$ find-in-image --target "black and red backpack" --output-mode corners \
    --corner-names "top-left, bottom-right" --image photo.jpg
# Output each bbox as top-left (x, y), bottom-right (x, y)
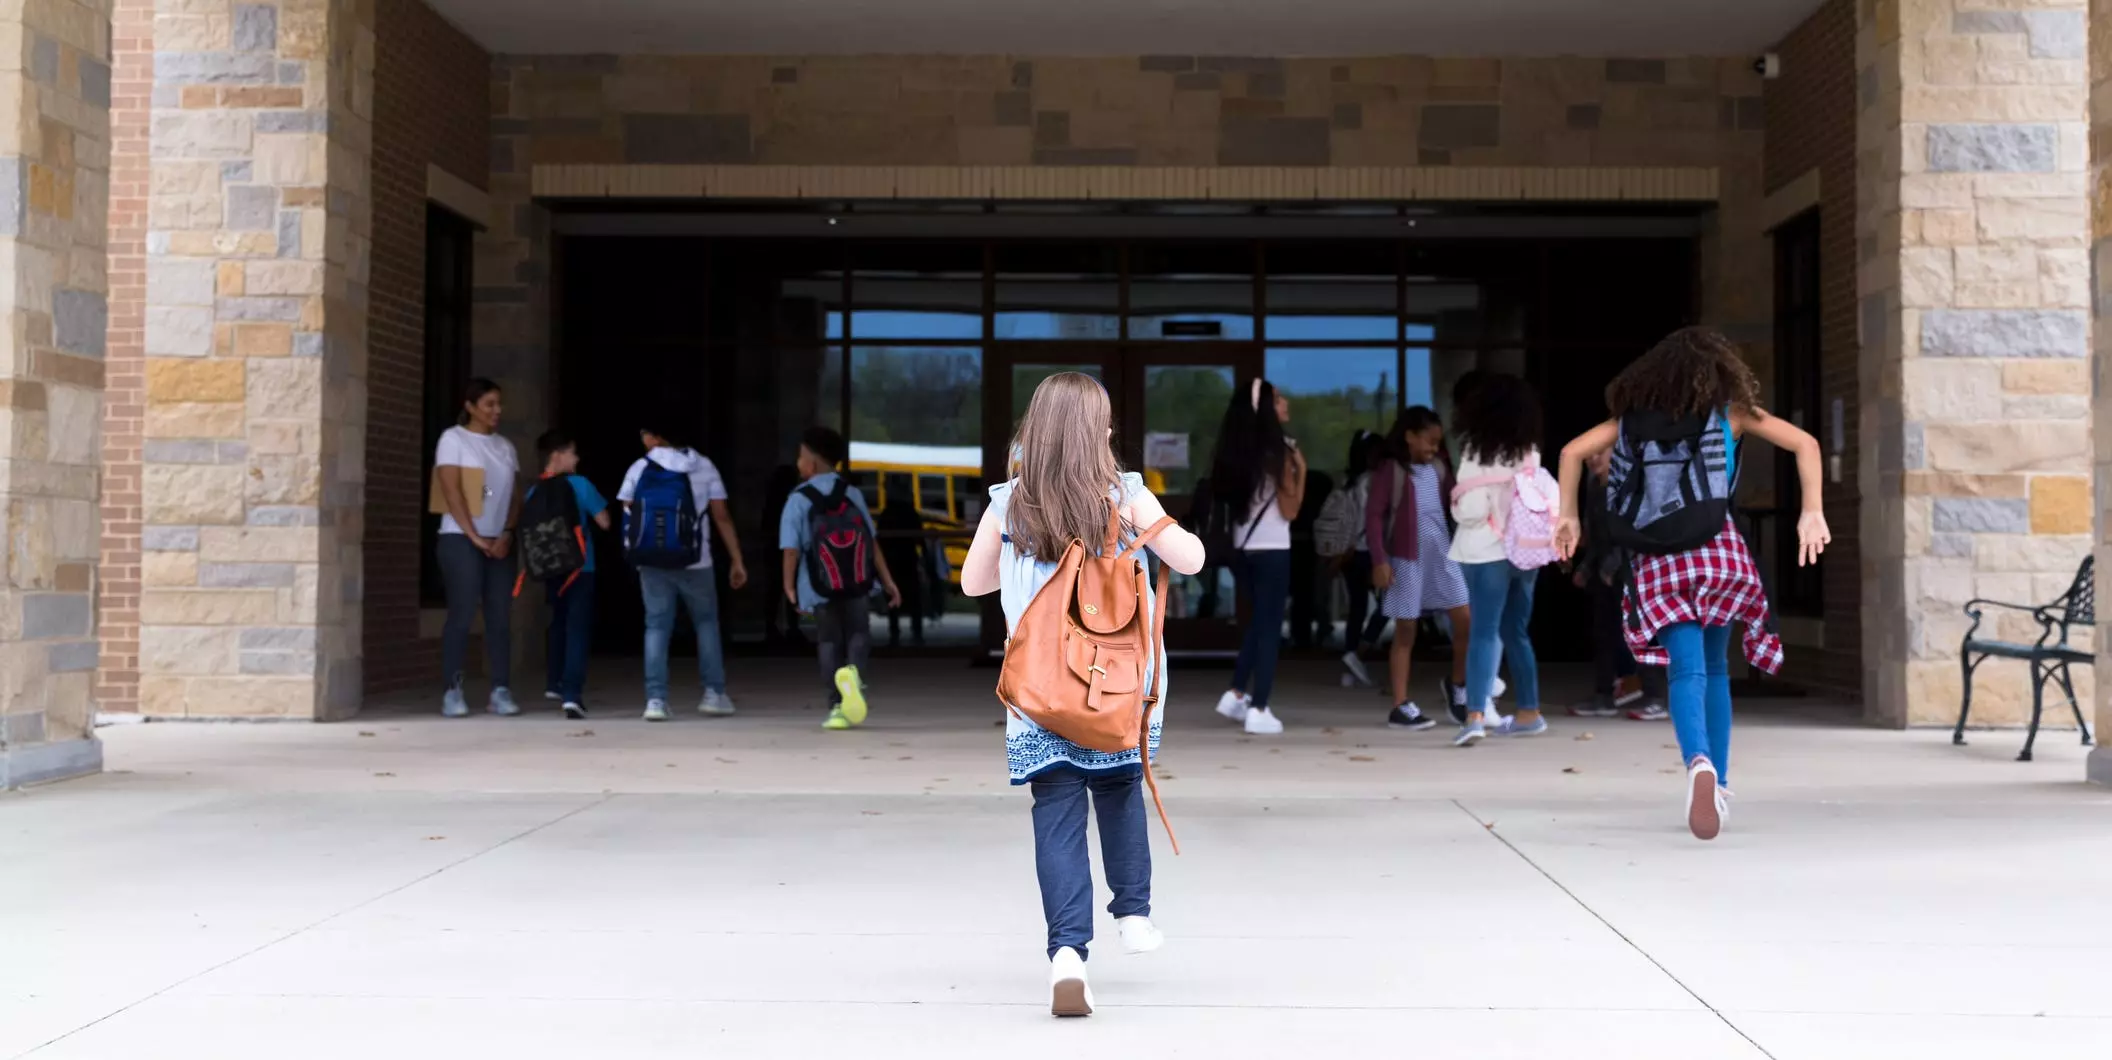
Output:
top-left (798, 480), bottom-right (876, 600)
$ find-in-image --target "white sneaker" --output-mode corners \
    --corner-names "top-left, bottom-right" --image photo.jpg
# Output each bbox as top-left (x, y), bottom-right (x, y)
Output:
top-left (1117, 915), bottom-right (1164, 954)
top-left (1243, 707), bottom-right (1284, 735)
top-left (1340, 651), bottom-right (1373, 688)
top-left (1686, 758), bottom-right (1721, 841)
top-left (1492, 676), bottom-right (1508, 700)
top-left (1049, 947), bottom-right (1093, 1017)
top-left (699, 690), bottom-right (736, 717)
top-left (561, 701), bottom-right (587, 720)
top-left (542, 691), bottom-right (562, 702)
top-left (643, 699), bottom-right (669, 722)
top-left (1215, 690), bottom-right (1250, 723)
top-left (1716, 786), bottom-right (1734, 829)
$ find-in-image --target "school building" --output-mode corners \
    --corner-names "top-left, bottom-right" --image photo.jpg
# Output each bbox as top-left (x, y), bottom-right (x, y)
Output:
top-left (1, 0), bottom-right (2109, 786)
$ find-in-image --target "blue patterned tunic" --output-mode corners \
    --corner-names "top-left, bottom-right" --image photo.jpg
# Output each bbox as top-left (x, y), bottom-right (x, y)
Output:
top-left (988, 473), bottom-right (1167, 784)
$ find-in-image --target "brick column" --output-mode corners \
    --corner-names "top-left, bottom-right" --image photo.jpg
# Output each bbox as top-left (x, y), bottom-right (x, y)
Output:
top-left (1858, 0), bottom-right (2093, 729)
top-left (0, 0), bottom-right (112, 786)
top-left (98, 0), bottom-right (151, 718)
top-left (137, 0), bottom-right (372, 719)
top-left (2092, 0), bottom-right (2112, 784)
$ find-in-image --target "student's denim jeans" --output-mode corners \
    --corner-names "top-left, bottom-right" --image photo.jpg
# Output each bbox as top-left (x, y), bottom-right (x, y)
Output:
top-left (1231, 549), bottom-right (1292, 708)
top-left (1461, 560), bottom-right (1541, 713)
top-left (543, 572), bottom-right (595, 703)
top-left (438, 533), bottom-right (513, 691)
top-left (1661, 622), bottom-right (1734, 782)
top-left (640, 567), bottom-right (726, 701)
top-left (1030, 765), bottom-right (1151, 960)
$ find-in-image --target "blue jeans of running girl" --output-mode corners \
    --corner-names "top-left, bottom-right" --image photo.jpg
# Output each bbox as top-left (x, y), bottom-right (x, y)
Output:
top-left (1030, 765), bottom-right (1150, 960)
top-left (1461, 560), bottom-right (1540, 715)
top-left (1231, 549), bottom-right (1292, 708)
top-left (1660, 622), bottom-right (1733, 782)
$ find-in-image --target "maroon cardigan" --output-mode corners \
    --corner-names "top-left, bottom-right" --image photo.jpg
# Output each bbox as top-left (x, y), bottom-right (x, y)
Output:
top-left (1364, 456), bottom-right (1456, 564)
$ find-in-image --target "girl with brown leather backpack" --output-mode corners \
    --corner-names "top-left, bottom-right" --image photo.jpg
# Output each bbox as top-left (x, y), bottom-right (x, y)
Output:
top-left (961, 372), bottom-right (1205, 1018)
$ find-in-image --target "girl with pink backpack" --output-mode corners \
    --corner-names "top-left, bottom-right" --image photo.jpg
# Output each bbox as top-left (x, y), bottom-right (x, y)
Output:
top-left (1447, 375), bottom-right (1552, 747)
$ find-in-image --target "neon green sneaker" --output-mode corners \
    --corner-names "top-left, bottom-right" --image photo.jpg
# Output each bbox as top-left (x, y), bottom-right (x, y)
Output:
top-left (834, 666), bottom-right (868, 726)
top-left (822, 706), bottom-right (851, 731)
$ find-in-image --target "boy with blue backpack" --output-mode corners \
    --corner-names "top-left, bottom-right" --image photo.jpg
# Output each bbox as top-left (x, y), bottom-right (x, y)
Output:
top-left (618, 424), bottom-right (750, 722)
top-left (779, 426), bottom-right (902, 731)
top-left (518, 430), bottom-right (612, 720)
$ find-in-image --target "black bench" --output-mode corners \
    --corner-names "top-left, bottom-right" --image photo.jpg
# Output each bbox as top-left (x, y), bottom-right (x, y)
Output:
top-left (1954, 556), bottom-right (2096, 762)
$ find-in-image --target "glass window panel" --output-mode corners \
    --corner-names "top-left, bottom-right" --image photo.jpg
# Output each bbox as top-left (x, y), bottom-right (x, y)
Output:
top-left (794, 346), bottom-right (843, 435)
top-left (1265, 348), bottom-right (1400, 481)
top-left (849, 347), bottom-right (982, 447)
top-left (1130, 244), bottom-right (1253, 341)
top-left (850, 243), bottom-right (983, 341)
top-left (1265, 243), bottom-right (1396, 342)
top-left (1404, 284), bottom-right (1483, 345)
top-left (1010, 363), bottom-right (1106, 429)
top-left (1140, 363), bottom-right (1235, 497)
top-left (995, 244), bottom-right (1119, 341)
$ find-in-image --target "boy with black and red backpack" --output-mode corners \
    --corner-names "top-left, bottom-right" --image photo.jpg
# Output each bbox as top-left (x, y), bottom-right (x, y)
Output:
top-left (778, 426), bottom-right (902, 731)
top-left (520, 430), bottom-right (612, 720)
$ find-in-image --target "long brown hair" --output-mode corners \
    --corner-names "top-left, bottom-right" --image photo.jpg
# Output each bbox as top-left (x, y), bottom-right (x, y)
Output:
top-left (1605, 325), bottom-right (1761, 419)
top-left (1006, 372), bottom-right (1125, 559)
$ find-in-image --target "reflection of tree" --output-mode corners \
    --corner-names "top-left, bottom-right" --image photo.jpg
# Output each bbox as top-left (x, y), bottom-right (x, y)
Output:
top-left (1288, 380), bottom-right (1399, 476)
top-left (1141, 368), bottom-right (1235, 493)
top-left (850, 348), bottom-right (982, 445)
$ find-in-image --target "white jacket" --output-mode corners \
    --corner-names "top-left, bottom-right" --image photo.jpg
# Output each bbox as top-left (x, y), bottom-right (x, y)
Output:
top-left (1448, 446), bottom-right (1539, 565)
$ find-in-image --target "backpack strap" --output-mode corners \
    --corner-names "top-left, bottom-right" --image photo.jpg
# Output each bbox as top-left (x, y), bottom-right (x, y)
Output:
top-left (796, 483), bottom-right (826, 506)
top-left (1113, 515), bottom-right (1177, 565)
top-left (1136, 558), bottom-right (1179, 855)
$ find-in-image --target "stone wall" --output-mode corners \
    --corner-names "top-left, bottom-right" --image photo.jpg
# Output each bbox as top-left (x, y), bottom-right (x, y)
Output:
top-left (362, 0), bottom-right (487, 697)
top-left (2093, 0), bottom-right (2112, 783)
top-left (134, 0), bottom-right (373, 719)
top-left (1859, 0), bottom-right (2094, 728)
top-left (0, 0), bottom-right (112, 785)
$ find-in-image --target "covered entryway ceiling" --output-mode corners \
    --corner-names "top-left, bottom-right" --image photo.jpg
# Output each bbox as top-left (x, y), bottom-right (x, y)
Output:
top-left (425, 0), bottom-right (1829, 57)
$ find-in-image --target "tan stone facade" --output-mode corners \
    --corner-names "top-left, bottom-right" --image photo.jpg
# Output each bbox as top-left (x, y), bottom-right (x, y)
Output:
top-left (129, 0), bottom-right (372, 719)
top-left (0, 0), bottom-right (112, 785)
top-left (2093, 0), bottom-right (2112, 785)
top-left (1858, 0), bottom-right (2094, 728)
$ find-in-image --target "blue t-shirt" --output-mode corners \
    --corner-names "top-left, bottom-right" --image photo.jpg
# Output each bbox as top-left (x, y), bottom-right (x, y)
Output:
top-left (778, 471), bottom-right (876, 611)
top-left (525, 474), bottom-right (609, 572)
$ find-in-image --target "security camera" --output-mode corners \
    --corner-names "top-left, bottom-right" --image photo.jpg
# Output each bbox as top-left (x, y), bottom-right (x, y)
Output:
top-left (1755, 53), bottom-right (1781, 79)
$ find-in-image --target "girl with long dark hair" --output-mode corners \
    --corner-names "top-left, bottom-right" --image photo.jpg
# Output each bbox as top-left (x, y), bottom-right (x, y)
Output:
top-left (1447, 374), bottom-right (1545, 747)
top-left (1209, 378), bottom-right (1307, 735)
top-left (1365, 407), bottom-right (1475, 730)
top-left (1555, 327), bottom-right (1829, 839)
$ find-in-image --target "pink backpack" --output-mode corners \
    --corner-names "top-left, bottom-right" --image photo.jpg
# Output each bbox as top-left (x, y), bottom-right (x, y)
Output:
top-left (1451, 455), bottom-right (1561, 571)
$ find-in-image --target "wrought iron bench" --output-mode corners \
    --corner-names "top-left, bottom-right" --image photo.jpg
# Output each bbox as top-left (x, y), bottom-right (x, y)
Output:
top-left (1953, 556), bottom-right (2096, 762)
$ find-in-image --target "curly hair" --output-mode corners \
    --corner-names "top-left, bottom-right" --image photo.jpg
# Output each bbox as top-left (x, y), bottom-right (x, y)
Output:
top-left (1605, 326), bottom-right (1761, 419)
top-left (1451, 374), bottom-right (1541, 466)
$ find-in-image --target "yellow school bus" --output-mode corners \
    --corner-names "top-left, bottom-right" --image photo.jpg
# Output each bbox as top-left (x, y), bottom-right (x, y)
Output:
top-left (846, 442), bottom-right (981, 585)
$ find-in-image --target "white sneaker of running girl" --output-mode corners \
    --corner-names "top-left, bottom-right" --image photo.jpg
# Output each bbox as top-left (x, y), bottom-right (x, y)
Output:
top-left (1243, 707), bottom-right (1285, 735)
top-left (1340, 651), bottom-right (1373, 688)
top-left (1686, 758), bottom-right (1722, 841)
top-left (1215, 690), bottom-right (1251, 723)
top-left (1117, 915), bottom-right (1164, 954)
top-left (1049, 947), bottom-right (1094, 1017)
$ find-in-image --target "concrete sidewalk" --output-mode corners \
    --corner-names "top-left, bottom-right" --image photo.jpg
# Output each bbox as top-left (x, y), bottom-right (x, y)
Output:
top-left (4, 662), bottom-right (2107, 1059)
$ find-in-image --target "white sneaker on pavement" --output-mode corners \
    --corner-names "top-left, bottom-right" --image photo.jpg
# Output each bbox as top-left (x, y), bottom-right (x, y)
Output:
top-left (643, 699), bottom-right (669, 723)
top-left (1117, 915), bottom-right (1164, 954)
top-left (1686, 758), bottom-right (1721, 840)
top-left (1215, 690), bottom-right (1250, 723)
top-left (1243, 707), bottom-right (1284, 735)
top-left (1049, 947), bottom-right (1093, 1017)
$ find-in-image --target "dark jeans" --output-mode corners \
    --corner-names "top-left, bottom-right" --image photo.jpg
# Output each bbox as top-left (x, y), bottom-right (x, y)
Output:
top-left (1589, 576), bottom-right (1636, 696)
top-left (544, 571), bottom-right (596, 703)
top-left (883, 547), bottom-right (925, 646)
top-left (814, 595), bottom-right (870, 704)
top-left (1231, 549), bottom-right (1292, 709)
top-left (1342, 551), bottom-right (1385, 650)
top-left (438, 533), bottom-right (514, 691)
top-left (1030, 765), bottom-right (1151, 960)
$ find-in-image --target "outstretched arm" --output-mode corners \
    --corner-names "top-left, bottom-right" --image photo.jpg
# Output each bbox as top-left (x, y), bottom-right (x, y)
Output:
top-left (1735, 406), bottom-right (1831, 566)
top-left (1553, 421), bottom-right (1619, 560)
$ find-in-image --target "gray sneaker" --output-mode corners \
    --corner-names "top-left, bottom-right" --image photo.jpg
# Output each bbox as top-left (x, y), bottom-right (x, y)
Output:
top-left (1452, 721), bottom-right (1487, 748)
top-left (488, 687), bottom-right (521, 716)
top-left (441, 688), bottom-right (468, 718)
top-left (699, 690), bottom-right (737, 717)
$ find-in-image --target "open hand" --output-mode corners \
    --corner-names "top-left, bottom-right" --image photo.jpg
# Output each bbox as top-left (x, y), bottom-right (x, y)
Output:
top-left (884, 580), bottom-right (904, 610)
top-left (1551, 515), bottom-right (1581, 561)
top-left (1796, 510), bottom-right (1832, 567)
top-left (728, 562), bottom-right (749, 591)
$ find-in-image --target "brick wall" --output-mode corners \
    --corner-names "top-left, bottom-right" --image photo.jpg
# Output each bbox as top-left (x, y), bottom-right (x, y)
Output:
top-left (1764, 0), bottom-right (1862, 698)
top-left (363, 0), bottom-right (490, 697)
top-left (98, 0), bottom-right (151, 717)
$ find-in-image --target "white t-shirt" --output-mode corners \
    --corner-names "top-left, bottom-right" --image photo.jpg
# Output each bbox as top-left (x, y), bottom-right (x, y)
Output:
top-left (1234, 484), bottom-right (1293, 551)
top-left (434, 426), bottom-right (519, 539)
top-left (1449, 445), bottom-right (1538, 565)
top-left (618, 447), bottom-right (729, 571)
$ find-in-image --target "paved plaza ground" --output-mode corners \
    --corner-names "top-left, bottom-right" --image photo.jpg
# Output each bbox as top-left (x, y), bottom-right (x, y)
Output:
top-left (5, 661), bottom-right (2108, 1058)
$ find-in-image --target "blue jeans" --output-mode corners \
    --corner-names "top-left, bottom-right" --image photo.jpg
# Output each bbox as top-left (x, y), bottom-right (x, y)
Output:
top-left (1231, 549), bottom-right (1291, 708)
top-left (1661, 622), bottom-right (1734, 782)
top-left (1461, 560), bottom-right (1541, 714)
top-left (1030, 765), bottom-right (1151, 960)
top-left (544, 572), bottom-right (596, 703)
top-left (640, 567), bottom-right (727, 701)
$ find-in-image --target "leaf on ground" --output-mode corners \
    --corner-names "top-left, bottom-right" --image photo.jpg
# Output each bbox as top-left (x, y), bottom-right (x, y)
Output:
top-left (1562, 767), bottom-right (1581, 774)
top-left (861, 811), bottom-right (883, 816)
top-left (858, 755), bottom-right (873, 761)
top-left (1321, 727), bottom-right (1341, 735)
top-left (715, 757), bottom-right (737, 764)
top-left (1663, 744), bottom-right (1678, 750)
top-left (373, 772), bottom-right (395, 777)
top-left (1484, 821), bottom-right (1496, 830)
top-left (1575, 732), bottom-right (1595, 741)
top-left (1660, 768), bottom-right (1681, 774)
top-left (664, 763), bottom-right (677, 769)
top-left (1354, 743), bottom-right (1371, 749)
top-left (898, 756), bottom-right (914, 761)
top-left (568, 730), bottom-right (595, 738)
top-left (357, 731), bottom-right (376, 738)
top-left (424, 836), bottom-right (445, 841)
top-left (1348, 755), bottom-right (1376, 762)
top-left (1220, 764), bottom-right (1239, 770)
top-left (1268, 748), bottom-right (1281, 754)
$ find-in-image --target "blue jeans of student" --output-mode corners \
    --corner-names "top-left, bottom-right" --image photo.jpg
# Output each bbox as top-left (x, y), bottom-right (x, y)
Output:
top-left (1030, 765), bottom-right (1151, 960)
top-left (543, 572), bottom-right (596, 703)
top-left (1461, 560), bottom-right (1541, 715)
top-left (640, 567), bottom-right (727, 701)
top-left (1231, 549), bottom-right (1291, 708)
top-left (1661, 622), bottom-right (1734, 783)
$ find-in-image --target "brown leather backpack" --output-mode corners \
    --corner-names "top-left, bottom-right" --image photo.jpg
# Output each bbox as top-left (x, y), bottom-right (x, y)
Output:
top-left (997, 504), bottom-right (1180, 852)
